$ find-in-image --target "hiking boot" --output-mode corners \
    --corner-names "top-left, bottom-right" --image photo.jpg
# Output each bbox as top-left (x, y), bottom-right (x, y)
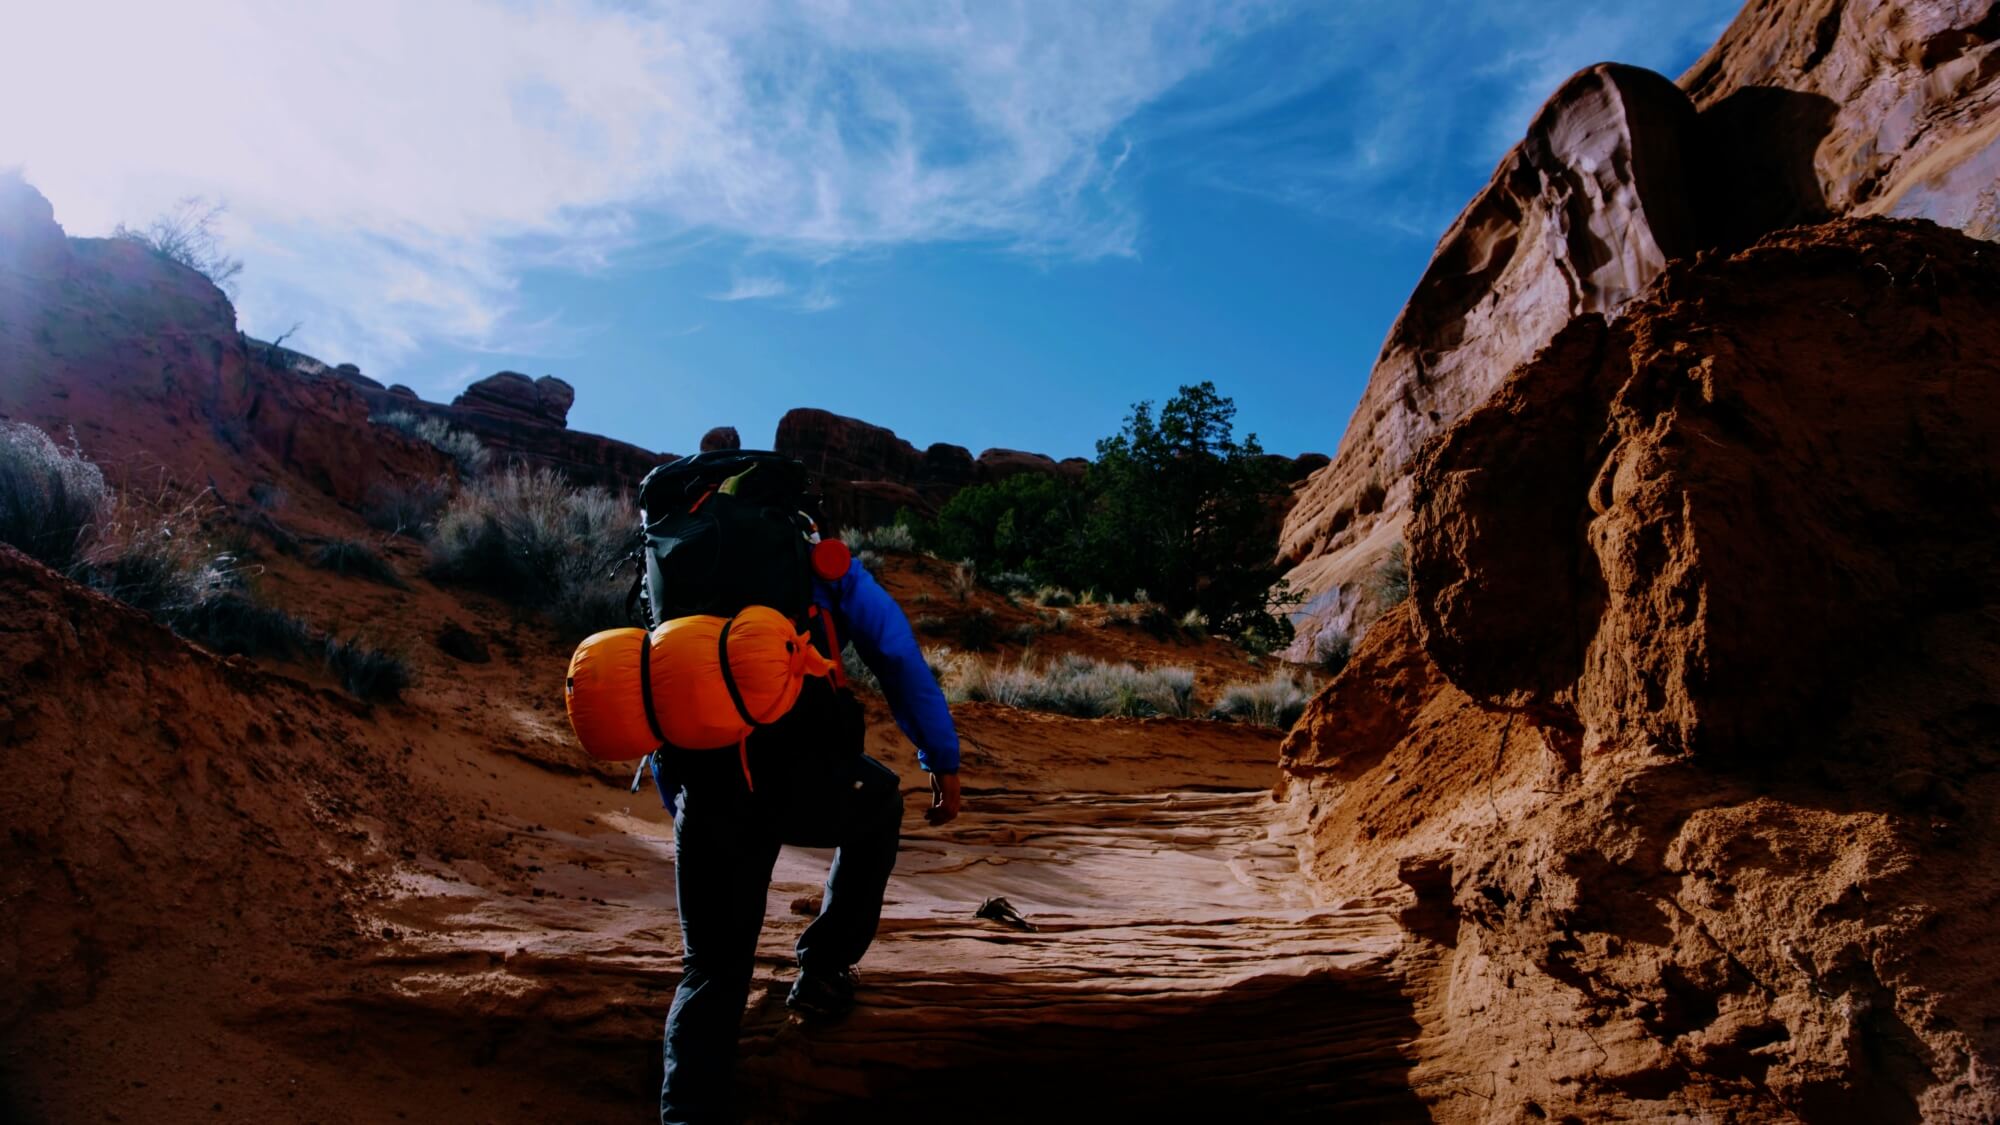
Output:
top-left (786, 967), bottom-right (859, 1023)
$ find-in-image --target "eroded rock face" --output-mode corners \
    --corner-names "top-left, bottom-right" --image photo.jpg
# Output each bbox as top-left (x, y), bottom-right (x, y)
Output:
top-left (0, 178), bottom-right (661, 503)
top-left (358, 373), bottom-right (660, 490)
top-left (452, 370), bottom-right (575, 426)
top-left (699, 425), bottom-right (741, 452)
top-left (775, 407), bottom-right (1083, 530)
top-left (1283, 3), bottom-right (2000, 658)
top-left (0, 181), bottom-right (439, 509)
top-left (1683, 0), bottom-right (2000, 241)
top-left (0, 172), bottom-right (70, 277)
top-left (1280, 64), bottom-right (1707, 653)
top-left (1283, 219), bottom-right (2000, 1120)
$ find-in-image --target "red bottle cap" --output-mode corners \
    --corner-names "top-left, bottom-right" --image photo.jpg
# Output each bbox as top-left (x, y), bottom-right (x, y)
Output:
top-left (811, 538), bottom-right (852, 581)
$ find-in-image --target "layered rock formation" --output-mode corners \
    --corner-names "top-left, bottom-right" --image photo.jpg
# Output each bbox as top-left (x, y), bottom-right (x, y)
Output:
top-left (350, 371), bottom-right (660, 491)
top-left (1281, 3), bottom-right (2000, 657)
top-left (774, 406), bottom-right (1090, 530)
top-left (1282, 218), bottom-right (2000, 1119)
top-left (1684, 0), bottom-right (2000, 241)
top-left (0, 179), bottom-right (439, 509)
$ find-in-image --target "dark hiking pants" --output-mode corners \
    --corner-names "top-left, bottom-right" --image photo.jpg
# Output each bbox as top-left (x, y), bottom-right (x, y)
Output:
top-left (659, 686), bottom-right (903, 1125)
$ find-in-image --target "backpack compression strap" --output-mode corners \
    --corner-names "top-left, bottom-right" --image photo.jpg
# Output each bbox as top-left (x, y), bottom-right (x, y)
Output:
top-left (716, 614), bottom-right (768, 793)
top-left (638, 631), bottom-right (668, 749)
top-left (715, 615), bottom-right (773, 730)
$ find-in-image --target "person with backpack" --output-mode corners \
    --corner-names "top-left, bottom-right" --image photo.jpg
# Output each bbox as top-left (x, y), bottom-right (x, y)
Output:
top-left (601, 451), bottom-right (962, 1125)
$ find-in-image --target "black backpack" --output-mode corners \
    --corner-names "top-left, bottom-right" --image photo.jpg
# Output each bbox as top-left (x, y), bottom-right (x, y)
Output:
top-left (633, 450), bottom-right (825, 629)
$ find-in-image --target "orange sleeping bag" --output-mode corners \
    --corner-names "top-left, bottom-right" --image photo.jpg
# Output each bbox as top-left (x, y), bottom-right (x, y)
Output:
top-left (564, 605), bottom-right (837, 762)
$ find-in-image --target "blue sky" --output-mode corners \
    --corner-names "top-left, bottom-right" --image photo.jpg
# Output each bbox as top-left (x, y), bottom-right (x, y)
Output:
top-left (4, 1), bottom-right (1739, 461)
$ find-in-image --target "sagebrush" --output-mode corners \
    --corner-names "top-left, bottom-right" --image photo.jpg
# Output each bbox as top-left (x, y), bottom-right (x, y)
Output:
top-left (1212, 669), bottom-right (1316, 729)
top-left (374, 411), bottom-right (491, 476)
top-left (428, 464), bottom-right (633, 637)
top-left (0, 422), bottom-right (109, 570)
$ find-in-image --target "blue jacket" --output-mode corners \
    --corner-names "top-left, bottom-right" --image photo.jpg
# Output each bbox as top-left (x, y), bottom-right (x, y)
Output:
top-left (647, 557), bottom-right (960, 812)
top-left (813, 558), bottom-right (961, 773)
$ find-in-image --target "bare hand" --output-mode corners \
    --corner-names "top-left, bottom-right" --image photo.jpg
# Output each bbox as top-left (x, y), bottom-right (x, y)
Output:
top-left (926, 771), bottom-right (962, 826)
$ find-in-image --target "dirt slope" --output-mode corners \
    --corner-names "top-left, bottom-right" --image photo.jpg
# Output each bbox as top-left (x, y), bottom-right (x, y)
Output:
top-left (1280, 217), bottom-right (2000, 1121)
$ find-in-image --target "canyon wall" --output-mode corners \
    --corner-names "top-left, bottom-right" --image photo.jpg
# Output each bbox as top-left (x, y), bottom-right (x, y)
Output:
top-left (1281, 217), bottom-right (2000, 1120)
top-left (1280, 1), bottom-right (2000, 657)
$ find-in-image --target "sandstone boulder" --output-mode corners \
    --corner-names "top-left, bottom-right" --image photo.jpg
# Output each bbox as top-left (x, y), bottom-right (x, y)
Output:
top-left (1283, 218), bottom-right (2000, 1120)
top-left (1280, 64), bottom-right (1706, 651)
top-left (699, 425), bottom-right (741, 452)
top-left (776, 407), bottom-right (1076, 530)
top-left (452, 371), bottom-right (574, 427)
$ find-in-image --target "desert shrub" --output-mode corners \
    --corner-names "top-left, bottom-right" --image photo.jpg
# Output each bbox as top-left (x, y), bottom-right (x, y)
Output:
top-left (850, 523), bottom-right (916, 553)
top-left (1369, 541), bottom-right (1410, 612)
top-left (364, 476), bottom-right (449, 537)
top-left (0, 422), bottom-right (110, 570)
top-left (175, 591), bottom-right (313, 658)
top-left (948, 652), bottom-right (1197, 719)
top-left (948, 559), bottom-right (977, 602)
top-left (1213, 669), bottom-right (1316, 729)
top-left (986, 570), bottom-right (1036, 597)
top-left (1178, 608), bottom-right (1209, 640)
top-left (313, 539), bottom-right (404, 587)
top-left (956, 607), bottom-right (1001, 651)
top-left (323, 637), bottom-right (412, 702)
top-left (113, 196), bottom-right (243, 292)
top-left (549, 580), bottom-right (633, 642)
top-left (373, 411), bottom-right (491, 476)
top-left (1035, 585), bottom-right (1075, 607)
top-left (1004, 621), bottom-right (1041, 646)
top-left (1135, 601), bottom-right (1179, 641)
top-left (428, 464), bottom-right (633, 631)
top-left (81, 488), bottom-right (235, 619)
top-left (1311, 628), bottom-right (1353, 674)
top-left (912, 613), bottom-right (948, 635)
top-left (1040, 609), bottom-right (1072, 633)
top-left (842, 646), bottom-right (882, 694)
top-left (923, 646), bottom-right (954, 684)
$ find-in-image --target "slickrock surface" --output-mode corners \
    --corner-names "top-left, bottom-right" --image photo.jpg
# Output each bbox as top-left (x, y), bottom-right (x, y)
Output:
top-left (0, 533), bottom-right (1422, 1120)
top-left (1281, 218), bottom-right (2000, 1121)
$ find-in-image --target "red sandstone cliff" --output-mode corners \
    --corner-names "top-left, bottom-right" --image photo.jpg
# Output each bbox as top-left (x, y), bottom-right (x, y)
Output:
top-left (1281, 217), bottom-right (2000, 1120)
top-left (1280, 3), bottom-right (2000, 658)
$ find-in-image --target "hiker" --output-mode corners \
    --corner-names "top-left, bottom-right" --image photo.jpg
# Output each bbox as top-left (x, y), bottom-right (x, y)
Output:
top-left (613, 452), bottom-right (962, 1125)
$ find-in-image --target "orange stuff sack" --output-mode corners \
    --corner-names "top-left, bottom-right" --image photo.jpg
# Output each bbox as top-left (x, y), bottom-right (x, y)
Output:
top-left (564, 605), bottom-right (837, 761)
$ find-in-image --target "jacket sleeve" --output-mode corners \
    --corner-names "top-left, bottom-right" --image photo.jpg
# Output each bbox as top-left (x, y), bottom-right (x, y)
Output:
top-left (827, 560), bottom-right (961, 772)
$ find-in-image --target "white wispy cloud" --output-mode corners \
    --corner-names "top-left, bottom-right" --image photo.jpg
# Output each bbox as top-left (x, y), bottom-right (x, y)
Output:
top-left (0, 0), bottom-right (1280, 378)
top-left (708, 274), bottom-right (791, 302)
top-left (1138, 0), bottom-right (1740, 239)
top-left (797, 286), bottom-right (840, 313)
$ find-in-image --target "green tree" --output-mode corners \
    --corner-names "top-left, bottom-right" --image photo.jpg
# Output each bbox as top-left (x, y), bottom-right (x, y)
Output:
top-left (928, 472), bottom-right (1089, 583)
top-left (1087, 381), bottom-right (1292, 641)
